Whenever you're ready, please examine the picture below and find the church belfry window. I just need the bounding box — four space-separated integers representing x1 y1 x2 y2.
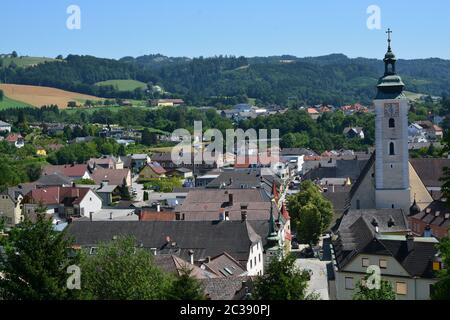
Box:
389 142 395 155
389 118 395 128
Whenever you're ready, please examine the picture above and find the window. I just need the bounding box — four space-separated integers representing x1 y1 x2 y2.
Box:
379 259 388 269
345 277 354 290
396 282 407 295
362 258 370 268
250 260 253 269
389 142 395 155
389 118 395 128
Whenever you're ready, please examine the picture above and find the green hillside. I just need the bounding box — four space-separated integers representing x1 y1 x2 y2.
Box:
0 96 32 110
1 56 58 68
95 79 147 91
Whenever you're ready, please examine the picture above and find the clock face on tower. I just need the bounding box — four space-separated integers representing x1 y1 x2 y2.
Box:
384 103 400 117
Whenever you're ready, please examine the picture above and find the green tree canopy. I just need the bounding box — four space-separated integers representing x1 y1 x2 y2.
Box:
353 276 396 300
79 236 171 300
0 211 80 300
431 234 450 300
253 254 315 300
288 180 334 236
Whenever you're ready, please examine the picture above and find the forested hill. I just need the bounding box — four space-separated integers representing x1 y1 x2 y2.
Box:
1 53 450 106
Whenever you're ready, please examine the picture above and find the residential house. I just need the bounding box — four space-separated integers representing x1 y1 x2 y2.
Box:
409 199 450 239
66 220 266 276
307 108 320 120
151 99 185 107
332 212 440 300
35 173 73 188
128 154 150 173
95 182 121 207
139 162 167 181
0 188 24 227
42 164 92 180
6 133 24 148
22 187 102 221
175 188 278 223
0 120 12 133
91 168 132 187
343 127 365 140
89 156 124 170
416 121 444 141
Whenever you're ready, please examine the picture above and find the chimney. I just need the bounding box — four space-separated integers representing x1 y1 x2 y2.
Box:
206 256 211 263
331 184 335 193
109 212 113 220
156 203 161 213
406 233 415 252
229 193 234 206
188 249 194 265
241 211 248 222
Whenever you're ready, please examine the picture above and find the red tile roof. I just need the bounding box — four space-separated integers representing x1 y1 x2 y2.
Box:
43 164 89 178
25 187 90 206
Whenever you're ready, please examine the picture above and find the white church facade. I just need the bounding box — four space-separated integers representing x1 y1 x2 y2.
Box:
348 30 433 213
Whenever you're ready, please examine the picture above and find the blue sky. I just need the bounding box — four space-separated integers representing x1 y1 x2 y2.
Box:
2 0 449 59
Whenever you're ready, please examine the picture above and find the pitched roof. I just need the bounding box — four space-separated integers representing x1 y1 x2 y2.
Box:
200 276 253 300
0 120 11 126
91 169 130 186
177 189 275 221
410 158 450 188
43 164 89 178
203 252 247 278
153 255 217 279
280 148 317 157
36 173 72 187
66 220 262 263
333 216 439 278
24 187 91 206
337 209 409 234
410 200 450 230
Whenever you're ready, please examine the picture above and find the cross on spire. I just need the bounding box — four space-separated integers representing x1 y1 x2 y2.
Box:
386 28 393 51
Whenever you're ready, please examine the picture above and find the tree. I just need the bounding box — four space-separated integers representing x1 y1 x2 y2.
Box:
67 101 77 108
166 267 206 300
0 211 80 300
79 236 171 300
119 182 131 201
11 51 18 58
288 180 334 235
118 144 126 157
296 204 322 246
141 128 158 146
253 254 315 300
431 234 450 300
353 276 396 300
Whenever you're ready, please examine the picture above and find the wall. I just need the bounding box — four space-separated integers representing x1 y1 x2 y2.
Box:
79 190 102 218
335 253 436 300
246 241 264 276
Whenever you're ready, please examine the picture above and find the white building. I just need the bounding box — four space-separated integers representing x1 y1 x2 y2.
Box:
0 120 12 133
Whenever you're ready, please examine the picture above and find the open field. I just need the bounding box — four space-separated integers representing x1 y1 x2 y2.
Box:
95 79 147 91
0 95 32 110
0 84 103 108
1 56 59 68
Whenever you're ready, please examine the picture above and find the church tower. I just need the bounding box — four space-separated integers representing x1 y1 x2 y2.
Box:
374 29 411 212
